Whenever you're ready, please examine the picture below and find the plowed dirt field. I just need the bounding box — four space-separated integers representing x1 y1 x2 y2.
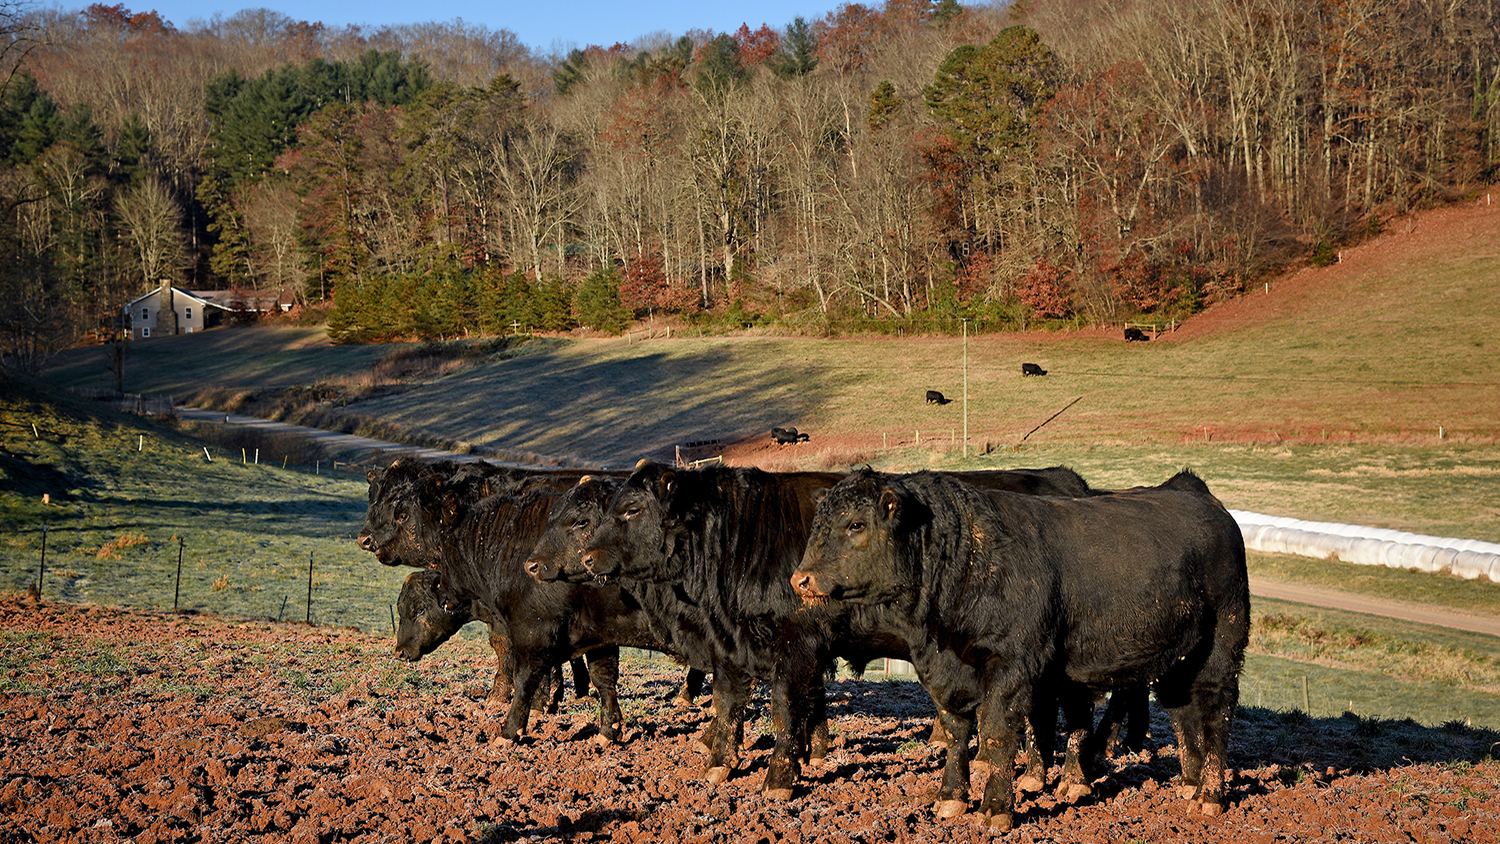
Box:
3 598 1497 843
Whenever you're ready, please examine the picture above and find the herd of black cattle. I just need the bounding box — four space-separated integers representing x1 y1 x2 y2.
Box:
356 457 1248 831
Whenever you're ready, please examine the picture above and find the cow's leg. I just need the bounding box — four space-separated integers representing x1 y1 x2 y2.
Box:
1096 685 1150 759
500 653 550 741
1192 683 1238 817
541 662 565 713
1178 638 1243 816
486 625 514 705
703 666 751 784
808 690 830 763
933 708 973 819
672 667 707 706
1016 707 1055 793
764 649 827 800
1054 688 1097 802
975 680 1032 831
1159 679 1207 803
585 647 622 741
571 657 592 699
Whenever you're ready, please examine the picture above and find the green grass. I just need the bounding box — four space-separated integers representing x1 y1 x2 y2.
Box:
1 372 408 633
1248 550 1500 614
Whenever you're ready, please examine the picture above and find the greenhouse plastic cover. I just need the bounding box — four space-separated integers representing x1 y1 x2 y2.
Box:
1230 510 1500 581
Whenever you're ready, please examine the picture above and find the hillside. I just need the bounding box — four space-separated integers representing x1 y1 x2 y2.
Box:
41 196 1500 540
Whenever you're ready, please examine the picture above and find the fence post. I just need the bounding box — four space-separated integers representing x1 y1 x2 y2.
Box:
34 524 47 600
305 552 314 624
173 537 185 610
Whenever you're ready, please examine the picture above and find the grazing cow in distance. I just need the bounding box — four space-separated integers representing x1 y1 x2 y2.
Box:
1124 327 1150 342
925 390 951 405
1021 362 1047 376
771 426 809 444
792 468 1248 829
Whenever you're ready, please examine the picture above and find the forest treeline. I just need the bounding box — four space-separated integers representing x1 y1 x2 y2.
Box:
1 0 1496 361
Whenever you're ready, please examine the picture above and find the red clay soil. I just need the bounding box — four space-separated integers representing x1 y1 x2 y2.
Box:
3 598 1497 843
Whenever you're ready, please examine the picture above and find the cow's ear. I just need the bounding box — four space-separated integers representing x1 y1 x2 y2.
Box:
366 469 377 482
578 474 594 485
814 487 830 506
879 488 900 521
634 458 652 472
658 470 677 499
440 492 463 525
423 473 446 497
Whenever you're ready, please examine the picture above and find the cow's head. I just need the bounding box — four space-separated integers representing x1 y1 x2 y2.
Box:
393 569 471 660
791 468 925 606
358 460 436 566
580 459 685 581
526 475 621 583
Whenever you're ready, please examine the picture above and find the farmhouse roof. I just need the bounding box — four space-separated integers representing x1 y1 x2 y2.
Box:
123 287 296 312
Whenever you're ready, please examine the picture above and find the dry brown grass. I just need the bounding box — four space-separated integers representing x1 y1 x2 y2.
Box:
95 532 148 560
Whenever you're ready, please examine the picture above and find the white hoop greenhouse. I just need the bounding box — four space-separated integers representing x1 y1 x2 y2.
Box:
1231 510 1500 581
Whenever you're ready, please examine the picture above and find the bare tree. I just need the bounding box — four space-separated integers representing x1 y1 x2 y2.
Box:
1 0 43 98
115 177 185 292
492 112 584 279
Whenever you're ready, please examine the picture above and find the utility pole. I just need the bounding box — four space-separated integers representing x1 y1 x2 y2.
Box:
962 318 969 458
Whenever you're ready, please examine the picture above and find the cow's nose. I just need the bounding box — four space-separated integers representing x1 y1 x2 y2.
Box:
791 572 823 597
580 551 598 572
357 533 377 552
525 559 543 578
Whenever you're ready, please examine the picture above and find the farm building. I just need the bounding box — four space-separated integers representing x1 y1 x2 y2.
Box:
124 282 296 340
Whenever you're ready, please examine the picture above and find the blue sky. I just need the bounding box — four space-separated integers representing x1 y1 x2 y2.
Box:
148 1 844 55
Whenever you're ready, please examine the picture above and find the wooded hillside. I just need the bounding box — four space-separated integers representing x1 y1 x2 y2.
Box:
2 0 1496 362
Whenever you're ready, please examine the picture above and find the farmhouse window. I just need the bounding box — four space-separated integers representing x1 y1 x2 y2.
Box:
141 308 149 321
142 327 150 338
185 307 193 321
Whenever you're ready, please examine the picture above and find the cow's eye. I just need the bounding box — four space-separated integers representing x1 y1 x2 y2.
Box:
572 518 590 531
623 504 643 519
846 520 866 535
396 511 409 523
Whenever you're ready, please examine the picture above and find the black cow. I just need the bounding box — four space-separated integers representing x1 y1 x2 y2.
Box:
393 568 586 710
361 459 591 706
1021 362 1047 376
386 468 726 743
771 426 809 444
578 462 1105 800
523 475 711 709
791 469 1248 829
925 390 951 405
1124 327 1150 342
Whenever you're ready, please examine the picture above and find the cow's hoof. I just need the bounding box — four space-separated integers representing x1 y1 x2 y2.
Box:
693 739 711 754
1178 785 1200 801
1016 774 1045 793
1063 783 1092 802
1200 800 1224 818
979 812 1014 831
705 766 732 785
764 787 793 801
935 799 967 819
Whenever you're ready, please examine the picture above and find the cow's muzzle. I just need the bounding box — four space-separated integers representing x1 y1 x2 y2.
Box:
790 572 836 604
